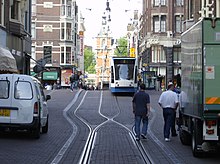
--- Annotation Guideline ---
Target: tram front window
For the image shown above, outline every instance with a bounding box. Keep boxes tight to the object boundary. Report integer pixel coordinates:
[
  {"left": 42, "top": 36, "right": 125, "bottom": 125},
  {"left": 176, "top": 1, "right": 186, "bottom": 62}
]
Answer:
[{"left": 115, "top": 64, "right": 134, "bottom": 80}]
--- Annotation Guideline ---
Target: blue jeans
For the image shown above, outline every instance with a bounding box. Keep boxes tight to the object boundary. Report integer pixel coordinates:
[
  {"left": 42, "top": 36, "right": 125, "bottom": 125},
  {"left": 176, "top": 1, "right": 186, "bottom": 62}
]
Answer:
[
  {"left": 70, "top": 81, "right": 78, "bottom": 90},
  {"left": 70, "top": 82, "right": 74, "bottom": 91},
  {"left": 135, "top": 115, "right": 148, "bottom": 138},
  {"left": 163, "top": 108, "right": 175, "bottom": 138}
]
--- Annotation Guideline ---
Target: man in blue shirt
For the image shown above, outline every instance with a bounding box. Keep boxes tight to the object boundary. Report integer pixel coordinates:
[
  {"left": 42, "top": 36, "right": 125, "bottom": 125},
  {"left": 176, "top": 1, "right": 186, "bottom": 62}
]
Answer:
[{"left": 132, "top": 83, "right": 150, "bottom": 141}]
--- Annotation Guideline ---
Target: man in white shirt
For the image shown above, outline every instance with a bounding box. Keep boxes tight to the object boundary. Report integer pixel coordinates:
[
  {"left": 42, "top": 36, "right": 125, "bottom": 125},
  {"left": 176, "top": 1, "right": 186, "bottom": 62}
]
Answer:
[{"left": 158, "top": 82, "right": 179, "bottom": 142}]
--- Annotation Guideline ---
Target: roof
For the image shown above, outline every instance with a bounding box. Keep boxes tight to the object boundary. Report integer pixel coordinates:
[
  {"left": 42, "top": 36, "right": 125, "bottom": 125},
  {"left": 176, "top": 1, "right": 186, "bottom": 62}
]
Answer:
[{"left": 0, "top": 47, "right": 18, "bottom": 73}]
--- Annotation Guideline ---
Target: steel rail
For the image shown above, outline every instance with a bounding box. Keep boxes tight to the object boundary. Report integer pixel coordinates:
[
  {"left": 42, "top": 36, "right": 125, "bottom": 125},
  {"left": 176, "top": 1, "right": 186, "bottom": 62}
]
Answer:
[
  {"left": 114, "top": 96, "right": 154, "bottom": 164},
  {"left": 78, "top": 92, "right": 154, "bottom": 164}
]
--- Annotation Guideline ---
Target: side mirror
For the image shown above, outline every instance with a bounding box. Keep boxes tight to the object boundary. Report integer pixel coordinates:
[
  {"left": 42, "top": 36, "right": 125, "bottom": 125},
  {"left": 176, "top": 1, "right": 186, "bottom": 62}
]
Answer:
[{"left": 46, "top": 95, "right": 51, "bottom": 101}]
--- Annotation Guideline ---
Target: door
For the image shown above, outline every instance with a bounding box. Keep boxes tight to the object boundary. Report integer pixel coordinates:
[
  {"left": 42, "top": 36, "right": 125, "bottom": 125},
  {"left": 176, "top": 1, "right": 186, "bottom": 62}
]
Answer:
[
  {"left": 11, "top": 79, "right": 34, "bottom": 124},
  {"left": 0, "top": 76, "right": 12, "bottom": 123}
]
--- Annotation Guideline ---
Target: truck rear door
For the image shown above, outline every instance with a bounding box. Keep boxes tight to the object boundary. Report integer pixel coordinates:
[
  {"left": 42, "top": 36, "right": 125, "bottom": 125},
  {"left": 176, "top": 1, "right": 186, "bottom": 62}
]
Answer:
[
  {"left": 203, "top": 19, "right": 220, "bottom": 110},
  {"left": 203, "top": 19, "right": 220, "bottom": 140}
]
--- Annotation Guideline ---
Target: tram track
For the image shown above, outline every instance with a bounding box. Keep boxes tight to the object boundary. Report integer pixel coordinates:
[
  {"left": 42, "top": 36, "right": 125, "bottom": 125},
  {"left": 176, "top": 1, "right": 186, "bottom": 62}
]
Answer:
[
  {"left": 77, "top": 91, "right": 154, "bottom": 164},
  {"left": 51, "top": 90, "right": 178, "bottom": 164},
  {"left": 114, "top": 96, "right": 154, "bottom": 164}
]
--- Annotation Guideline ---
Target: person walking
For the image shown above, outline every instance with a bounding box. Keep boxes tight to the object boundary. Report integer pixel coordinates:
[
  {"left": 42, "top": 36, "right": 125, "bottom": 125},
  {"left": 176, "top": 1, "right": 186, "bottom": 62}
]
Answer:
[
  {"left": 172, "top": 85, "right": 181, "bottom": 135},
  {"left": 158, "top": 82, "right": 179, "bottom": 142},
  {"left": 132, "top": 83, "right": 150, "bottom": 141},
  {"left": 157, "top": 74, "right": 163, "bottom": 91},
  {"left": 69, "top": 73, "right": 75, "bottom": 92}
]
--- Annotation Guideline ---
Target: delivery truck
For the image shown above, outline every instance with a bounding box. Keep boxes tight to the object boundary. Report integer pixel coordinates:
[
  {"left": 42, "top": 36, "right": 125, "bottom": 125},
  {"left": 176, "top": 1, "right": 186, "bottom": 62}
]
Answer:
[{"left": 179, "top": 18, "right": 220, "bottom": 157}]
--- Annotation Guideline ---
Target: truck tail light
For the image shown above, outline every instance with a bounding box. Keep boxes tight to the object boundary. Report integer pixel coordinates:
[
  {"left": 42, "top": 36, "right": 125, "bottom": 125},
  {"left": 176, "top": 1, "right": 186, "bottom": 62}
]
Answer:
[
  {"left": 34, "top": 102, "right": 39, "bottom": 114},
  {"left": 206, "top": 129, "right": 215, "bottom": 135},
  {"left": 205, "top": 120, "right": 217, "bottom": 128}
]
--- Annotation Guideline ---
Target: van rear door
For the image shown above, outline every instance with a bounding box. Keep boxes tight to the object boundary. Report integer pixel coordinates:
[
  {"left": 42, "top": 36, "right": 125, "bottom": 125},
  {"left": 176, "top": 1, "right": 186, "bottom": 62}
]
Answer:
[
  {"left": 10, "top": 75, "right": 35, "bottom": 124},
  {"left": 0, "top": 75, "right": 12, "bottom": 123}
]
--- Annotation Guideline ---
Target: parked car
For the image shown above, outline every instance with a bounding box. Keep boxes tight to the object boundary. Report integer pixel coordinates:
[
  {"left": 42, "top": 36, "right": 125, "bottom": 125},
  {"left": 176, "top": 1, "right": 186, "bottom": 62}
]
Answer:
[{"left": 0, "top": 74, "right": 51, "bottom": 138}]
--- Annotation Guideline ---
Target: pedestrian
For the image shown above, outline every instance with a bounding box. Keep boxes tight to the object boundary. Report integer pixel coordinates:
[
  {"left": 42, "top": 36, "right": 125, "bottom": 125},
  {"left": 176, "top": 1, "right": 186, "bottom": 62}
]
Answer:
[
  {"left": 157, "top": 74, "right": 162, "bottom": 91},
  {"left": 158, "top": 82, "right": 179, "bottom": 142},
  {"left": 74, "top": 71, "right": 79, "bottom": 89},
  {"left": 172, "top": 85, "right": 181, "bottom": 134},
  {"left": 69, "top": 73, "right": 75, "bottom": 91},
  {"left": 132, "top": 83, "right": 150, "bottom": 141}
]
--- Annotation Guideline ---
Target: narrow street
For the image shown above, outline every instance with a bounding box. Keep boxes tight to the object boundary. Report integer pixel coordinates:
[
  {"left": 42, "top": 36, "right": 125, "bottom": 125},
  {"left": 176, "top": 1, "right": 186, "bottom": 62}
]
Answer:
[{"left": 0, "top": 89, "right": 220, "bottom": 163}]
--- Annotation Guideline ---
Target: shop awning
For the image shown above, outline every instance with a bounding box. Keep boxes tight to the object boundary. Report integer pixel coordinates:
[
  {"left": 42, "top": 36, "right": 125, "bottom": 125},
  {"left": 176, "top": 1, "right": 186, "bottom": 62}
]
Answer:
[
  {"left": 43, "top": 72, "right": 58, "bottom": 80},
  {"left": 0, "top": 47, "right": 18, "bottom": 73}
]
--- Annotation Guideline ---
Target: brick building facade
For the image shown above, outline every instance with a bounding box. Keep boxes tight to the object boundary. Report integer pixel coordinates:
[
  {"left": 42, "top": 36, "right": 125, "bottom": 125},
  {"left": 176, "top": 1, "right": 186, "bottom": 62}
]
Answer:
[
  {"left": 139, "top": 0, "right": 184, "bottom": 84},
  {"left": 139, "top": 0, "right": 220, "bottom": 86},
  {"left": 31, "top": 0, "right": 79, "bottom": 87}
]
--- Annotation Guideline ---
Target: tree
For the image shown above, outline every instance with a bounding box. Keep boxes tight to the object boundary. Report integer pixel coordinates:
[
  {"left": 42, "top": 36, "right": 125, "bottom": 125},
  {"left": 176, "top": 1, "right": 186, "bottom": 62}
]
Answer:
[
  {"left": 114, "top": 37, "right": 128, "bottom": 57},
  {"left": 84, "top": 47, "right": 96, "bottom": 74}
]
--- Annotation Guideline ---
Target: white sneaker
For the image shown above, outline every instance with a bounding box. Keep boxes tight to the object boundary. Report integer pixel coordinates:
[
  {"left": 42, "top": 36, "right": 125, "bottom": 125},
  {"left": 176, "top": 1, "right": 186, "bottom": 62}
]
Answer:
[{"left": 165, "top": 138, "right": 170, "bottom": 142}]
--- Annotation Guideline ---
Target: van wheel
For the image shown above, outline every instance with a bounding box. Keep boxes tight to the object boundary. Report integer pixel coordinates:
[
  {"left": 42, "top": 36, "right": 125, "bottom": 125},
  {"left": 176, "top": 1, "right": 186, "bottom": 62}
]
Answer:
[
  {"left": 42, "top": 116, "right": 49, "bottom": 133},
  {"left": 192, "top": 119, "right": 203, "bottom": 157},
  {"left": 32, "top": 124, "right": 40, "bottom": 139}
]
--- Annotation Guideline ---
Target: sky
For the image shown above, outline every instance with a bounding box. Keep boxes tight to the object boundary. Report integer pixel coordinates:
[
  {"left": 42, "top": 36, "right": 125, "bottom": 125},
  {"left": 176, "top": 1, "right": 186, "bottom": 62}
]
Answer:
[{"left": 76, "top": 0, "right": 142, "bottom": 48}]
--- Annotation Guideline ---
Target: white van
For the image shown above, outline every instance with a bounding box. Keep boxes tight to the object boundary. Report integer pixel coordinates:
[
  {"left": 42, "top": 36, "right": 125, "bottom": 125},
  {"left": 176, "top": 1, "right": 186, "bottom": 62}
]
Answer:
[{"left": 0, "top": 74, "right": 51, "bottom": 138}]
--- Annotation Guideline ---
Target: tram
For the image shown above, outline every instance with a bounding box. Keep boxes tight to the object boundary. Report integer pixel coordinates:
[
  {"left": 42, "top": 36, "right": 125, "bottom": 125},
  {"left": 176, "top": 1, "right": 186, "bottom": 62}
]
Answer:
[{"left": 110, "top": 57, "right": 138, "bottom": 93}]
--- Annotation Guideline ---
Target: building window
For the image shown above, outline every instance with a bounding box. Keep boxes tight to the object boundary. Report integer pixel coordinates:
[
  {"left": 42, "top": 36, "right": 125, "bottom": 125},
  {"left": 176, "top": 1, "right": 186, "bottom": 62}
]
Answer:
[
  {"left": 31, "top": 22, "right": 36, "bottom": 39},
  {"left": 175, "top": 15, "right": 184, "bottom": 33},
  {"left": 66, "top": 22, "right": 72, "bottom": 40},
  {"left": 153, "top": 16, "right": 160, "bottom": 32},
  {"left": 72, "top": 50, "right": 75, "bottom": 63},
  {"left": 67, "top": 0, "right": 72, "bottom": 17},
  {"left": 160, "top": 0, "right": 166, "bottom": 6},
  {"left": 66, "top": 47, "right": 71, "bottom": 64},
  {"left": 161, "top": 15, "right": 166, "bottom": 32},
  {"left": 173, "top": 47, "right": 181, "bottom": 63},
  {"left": 61, "top": 0, "right": 72, "bottom": 17},
  {"left": 102, "top": 39, "right": 106, "bottom": 49},
  {"left": 0, "top": 0, "right": 4, "bottom": 26},
  {"left": 61, "top": 0, "right": 65, "bottom": 16},
  {"left": 61, "top": 47, "right": 65, "bottom": 64},
  {"left": 61, "top": 22, "right": 72, "bottom": 40},
  {"left": 43, "top": 46, "right": 52, "bottom": 64},
  {"left": 32, "top": 0, "right": 36, "bottom": 16},
  {"left": 153, "top": 15, "right": 166, "bottom": 33},
  {"left": 152, "top": 46, "right": 166, "bottom": 63},
  {"left": 176, "top": 0, "right": 183, "bottom": 6},
  {"left": 154, "top": 0, "right": 166, "bottom": 6},
  {"left": 11, "top": 0, "right": 20, "bottom": 21},
  {"left": 61, "top": 23, "right": 65, "bottom": 39},
  {"left": 60, "top": 46, "right": 72, "bottom": 65},
  {"left": 154, "top": 0, "right": 160, "bottom": 6},
  {"left": 188, "top": 0, "right": 194, "bottom": 19}
]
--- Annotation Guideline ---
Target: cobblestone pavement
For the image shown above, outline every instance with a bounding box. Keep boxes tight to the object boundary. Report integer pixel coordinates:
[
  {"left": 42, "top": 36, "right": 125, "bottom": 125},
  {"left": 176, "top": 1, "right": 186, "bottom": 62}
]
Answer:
[{"left": 0, "top": 89, "right": 220, "bottom": 164}]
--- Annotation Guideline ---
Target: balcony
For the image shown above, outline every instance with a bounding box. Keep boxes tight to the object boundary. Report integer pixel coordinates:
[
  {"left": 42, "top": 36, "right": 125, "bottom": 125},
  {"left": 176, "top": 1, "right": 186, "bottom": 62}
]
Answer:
[{"left": 9, "top": 20, "right": 26, "bottom": 37}]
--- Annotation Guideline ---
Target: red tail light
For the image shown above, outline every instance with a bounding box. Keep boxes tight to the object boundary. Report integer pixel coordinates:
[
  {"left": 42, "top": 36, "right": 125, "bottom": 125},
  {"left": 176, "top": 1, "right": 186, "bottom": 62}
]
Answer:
[
  {"left": 34, "top": 102, "right": 39, "bottom": 114},
  {"left": 205, "top": 120, "right": 217, "bottom": 128},
  {"left": 206, "top": 129, "right": 214, "bottom": 135}
]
